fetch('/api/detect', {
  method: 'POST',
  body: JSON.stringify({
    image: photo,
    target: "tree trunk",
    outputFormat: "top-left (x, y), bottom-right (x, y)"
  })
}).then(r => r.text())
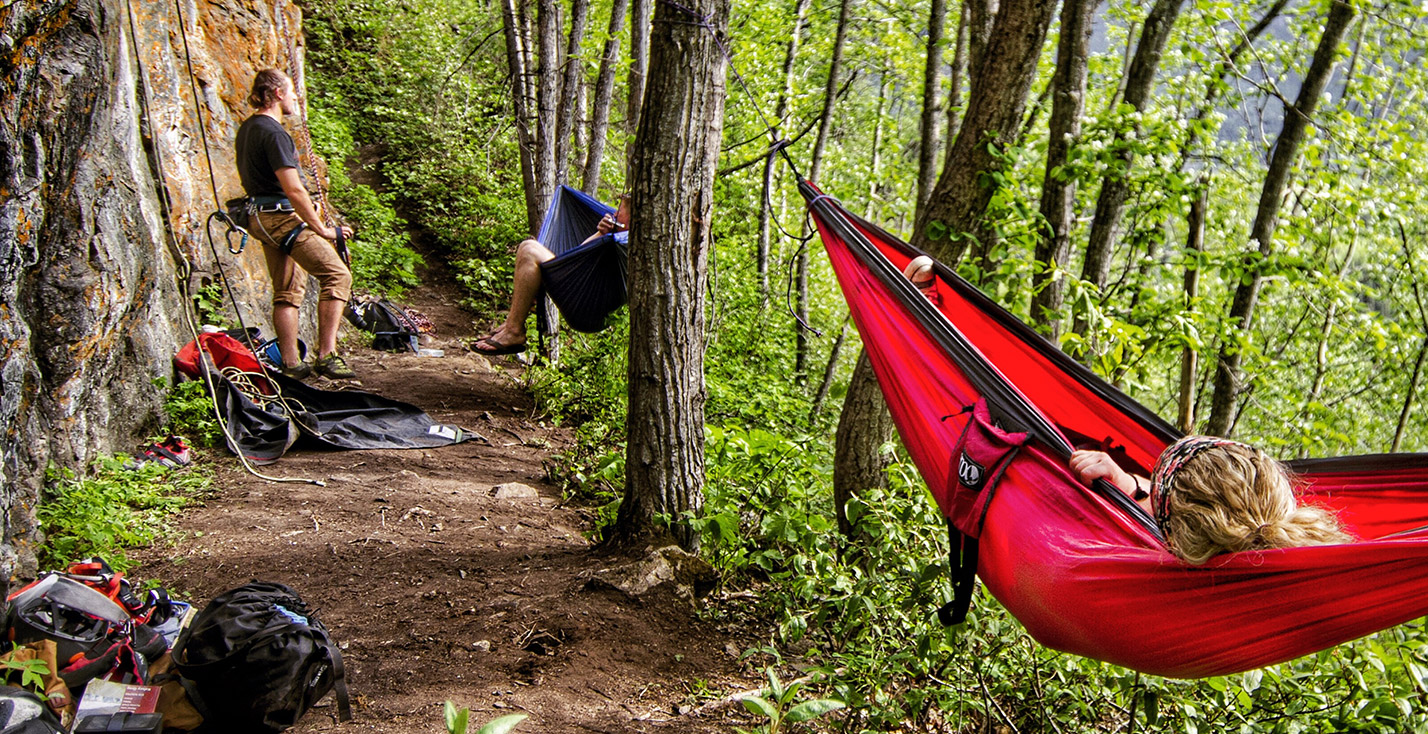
top-left (799, 0), bottom-right (853, 379)
top-left (534, 0), bottom-right (561, 207)
top-left (1177, 187), bottom-right (1206, 433)
top-left (833, 351), bottom-right (895, 537)
top-left (625, 0), bottom-right (652, 136)
top-left (1030, 0), bottom-right (1097, 335)
top-left (915, 0), bottom-right (947, 212)
top-left (1075, 0), bottom-right (1185, 339)
top-left (609, 0), bottom-right (729, 552)
top-left (912, 0), bottom-right (1056, 263)
top-left (583, 0), bottom-right (630, 195)
top-left (866, 76), bottom-right (887, 220)
top-left (1205, 0), bottom-right (1355, 437)
top-left (555, 0), bottom-right (590, 185)
top-left (965, 0), bottom-right (997, 75)
top-left (943, 1), bottom-right (968, 165)
top-left (499, 0), bottom-right (541, 232)
top-left (758, 0), bottom-right (813, 303)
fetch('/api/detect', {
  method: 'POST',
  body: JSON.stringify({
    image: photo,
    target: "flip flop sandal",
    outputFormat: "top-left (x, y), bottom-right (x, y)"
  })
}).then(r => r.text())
top-left (471, 336), bottom-right (527, 356)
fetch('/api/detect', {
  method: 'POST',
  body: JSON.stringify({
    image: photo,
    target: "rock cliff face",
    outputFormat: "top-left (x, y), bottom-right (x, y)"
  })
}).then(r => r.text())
top-left (0, 0), bottom-right (319, 574)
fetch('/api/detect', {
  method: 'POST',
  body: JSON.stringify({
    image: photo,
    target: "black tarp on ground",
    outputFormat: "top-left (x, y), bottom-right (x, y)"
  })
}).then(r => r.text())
top-left (180, 333), bottom-right (474, 464)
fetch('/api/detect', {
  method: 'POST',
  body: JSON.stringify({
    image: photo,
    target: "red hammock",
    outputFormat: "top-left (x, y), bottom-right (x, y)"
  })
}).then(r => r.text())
top-left (802, 182), bottom-right (1428, 678)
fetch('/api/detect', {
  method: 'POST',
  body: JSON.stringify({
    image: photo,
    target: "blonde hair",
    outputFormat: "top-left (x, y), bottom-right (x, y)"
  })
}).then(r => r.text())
top-left (1158, 441), bottom-right (1352, 565)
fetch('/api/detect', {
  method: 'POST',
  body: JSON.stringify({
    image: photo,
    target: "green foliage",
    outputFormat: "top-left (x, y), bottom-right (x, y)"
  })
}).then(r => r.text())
top-left (161, 379), bottom-right (222, 448)
top-left (306, 96), bottom-right (423, 296)
top-left (0, 645), bottom-right (51, 695)
top-left (193, 282), bottom-right (227, 328)
top-left (736, 667), bottom-right (845, 734)
top-left (306, 0), bottom-right (1428, 729)
top-left (443, 702), bottom-right (525, 734)
top-left (304, 0), bottom-right (527, 313)
top-left (38, 456), bottom-right (211, 572)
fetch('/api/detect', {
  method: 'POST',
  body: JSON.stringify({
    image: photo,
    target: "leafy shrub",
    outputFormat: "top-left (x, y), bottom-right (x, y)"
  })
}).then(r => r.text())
top-left (161, 378), bottom-right (222, 448)
top-left (38, 456), bottom-right (211, 572)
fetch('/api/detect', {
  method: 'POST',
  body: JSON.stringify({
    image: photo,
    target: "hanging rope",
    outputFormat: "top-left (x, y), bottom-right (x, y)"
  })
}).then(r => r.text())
top-left (133, 0), bottom-right (323, 485)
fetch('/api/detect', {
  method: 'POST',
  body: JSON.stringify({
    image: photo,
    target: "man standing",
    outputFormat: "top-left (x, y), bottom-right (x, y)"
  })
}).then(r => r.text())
top-left (235, 69), bottom-right (356, 379)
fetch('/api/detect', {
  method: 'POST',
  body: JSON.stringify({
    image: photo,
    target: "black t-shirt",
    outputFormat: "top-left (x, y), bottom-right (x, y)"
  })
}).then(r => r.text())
top-left (235, 115), bottom-right (301, 198)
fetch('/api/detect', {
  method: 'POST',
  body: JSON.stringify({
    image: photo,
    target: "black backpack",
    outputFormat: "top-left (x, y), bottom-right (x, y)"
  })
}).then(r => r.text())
top-left (344, 299), bottom-right (419, 352)
top-left (170, 582), bottom-right (350, 733)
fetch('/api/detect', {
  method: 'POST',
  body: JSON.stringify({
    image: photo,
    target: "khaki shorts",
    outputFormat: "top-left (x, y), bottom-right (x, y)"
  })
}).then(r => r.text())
top-left (253, 210), bottom-right (352, 307)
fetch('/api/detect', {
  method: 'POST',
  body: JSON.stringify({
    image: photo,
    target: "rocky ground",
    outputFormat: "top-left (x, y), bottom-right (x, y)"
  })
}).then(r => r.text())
top-left (134, 263), bottom-right (767, 733)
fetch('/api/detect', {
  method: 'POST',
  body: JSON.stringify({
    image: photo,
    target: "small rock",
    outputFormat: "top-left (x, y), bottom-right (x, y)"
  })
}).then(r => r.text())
top-left (492, 483), bottom-right (539, 499)
top-left (724, 642), bottom-right (740, 658)
top-left (472, 640), bottom-right (491, 652)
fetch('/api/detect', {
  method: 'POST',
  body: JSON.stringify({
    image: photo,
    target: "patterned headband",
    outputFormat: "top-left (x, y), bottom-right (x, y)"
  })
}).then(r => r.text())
top-left (1150, 436), bottom-right (1251, 532)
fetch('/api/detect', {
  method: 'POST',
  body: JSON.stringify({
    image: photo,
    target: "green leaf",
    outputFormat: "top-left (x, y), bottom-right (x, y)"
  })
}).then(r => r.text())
top-left (443, 701), bottom-right (467, 734)
top-left (785, 699), bottom-right (846, 723)
top-left (475, 714), bottom-right (527, 734)
top-left (742, 696), bottom-right (779, 721)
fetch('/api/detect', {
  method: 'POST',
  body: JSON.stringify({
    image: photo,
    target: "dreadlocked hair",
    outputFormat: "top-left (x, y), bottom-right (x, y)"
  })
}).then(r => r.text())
top-left (249, 69), bottom-right (288, 110)
top-left (1159, 441), bottom-right (1352, 565)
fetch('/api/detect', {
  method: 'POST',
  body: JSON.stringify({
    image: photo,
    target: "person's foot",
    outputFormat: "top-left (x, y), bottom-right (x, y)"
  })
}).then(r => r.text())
top-left (314, 353), bottom-right (357, 379)
top-left (280, 360), bottom-right (312, 380)
top-left (471, 334), bottom-right (527, 356)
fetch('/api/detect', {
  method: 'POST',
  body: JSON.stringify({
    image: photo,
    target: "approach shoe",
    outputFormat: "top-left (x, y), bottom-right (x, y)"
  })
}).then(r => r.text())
top-left (314, 353), bottom-right (357, 379)
top-left (280, 360), bottom-right (312, 380)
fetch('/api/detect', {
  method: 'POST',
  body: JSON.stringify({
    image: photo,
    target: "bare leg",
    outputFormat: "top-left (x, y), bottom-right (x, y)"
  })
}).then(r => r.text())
top-left (316, 299), bottom-right (345, 358)
top-left (486, 239), bottom-right (554, 347)
top-left (273, 303), bottom-right (302, 367)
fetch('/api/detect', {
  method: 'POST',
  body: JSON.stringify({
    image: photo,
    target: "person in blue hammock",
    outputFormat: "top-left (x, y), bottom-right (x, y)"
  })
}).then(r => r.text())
top-left (472, 194), bottom-right (631, 355)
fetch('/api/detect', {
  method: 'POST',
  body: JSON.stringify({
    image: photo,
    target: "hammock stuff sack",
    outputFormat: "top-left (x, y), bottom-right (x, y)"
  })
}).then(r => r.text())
top-left (174, 333), bottom-right (473, 464)
top-left (801, 181), bottom-right (1428, 679)
top-left (536, 185), bottom-right (629, 333)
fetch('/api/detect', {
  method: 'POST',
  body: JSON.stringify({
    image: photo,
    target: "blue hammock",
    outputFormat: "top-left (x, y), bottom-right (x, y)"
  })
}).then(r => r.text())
top-left (537, 186), bottom-right (628, 333)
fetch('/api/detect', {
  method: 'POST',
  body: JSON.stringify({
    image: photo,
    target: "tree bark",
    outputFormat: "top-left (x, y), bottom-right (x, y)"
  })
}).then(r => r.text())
top-left (1075, 0), bottom-right (1185, 339)
top-left (942, 0), bottom-right (968, 166)
top-left (1031, 0), bottom-right (1097, 335)
top-left (534, 0), bottom-right (562, 208)
top-left (555, 0), bottom-right (590, 185)
top-left (1205, 0), bottom-right (1355, 437)
top-left (583, 0), bottom-right (629, 195)
top-left (625, 0), bottom-right (652, 136)
top-left (911, 0), bottom-right (1056, 263)
top-left (833, 351), bottom-right (896, 537)
top-left (499, 0), bottom-right (541, 231)
top-left (758, 0), bottom-right (813, 303)
top-left (610, 0), bottom-right (729, 552)
top-left (915, 0), bottom-right (948, 212)
top-left (1177, 187), bottom-right (1206, 433)
top-left (866, 76), bottom-right (887, 220)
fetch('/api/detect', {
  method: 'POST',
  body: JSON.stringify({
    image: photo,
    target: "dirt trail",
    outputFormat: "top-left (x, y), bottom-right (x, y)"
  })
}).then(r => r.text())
top-left (135, 262), bottom-right (760, 733)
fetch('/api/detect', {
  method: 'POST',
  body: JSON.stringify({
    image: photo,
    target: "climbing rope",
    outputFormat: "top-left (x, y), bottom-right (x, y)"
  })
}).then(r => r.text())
top-left (130, 0), bottom-right (323, 485)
